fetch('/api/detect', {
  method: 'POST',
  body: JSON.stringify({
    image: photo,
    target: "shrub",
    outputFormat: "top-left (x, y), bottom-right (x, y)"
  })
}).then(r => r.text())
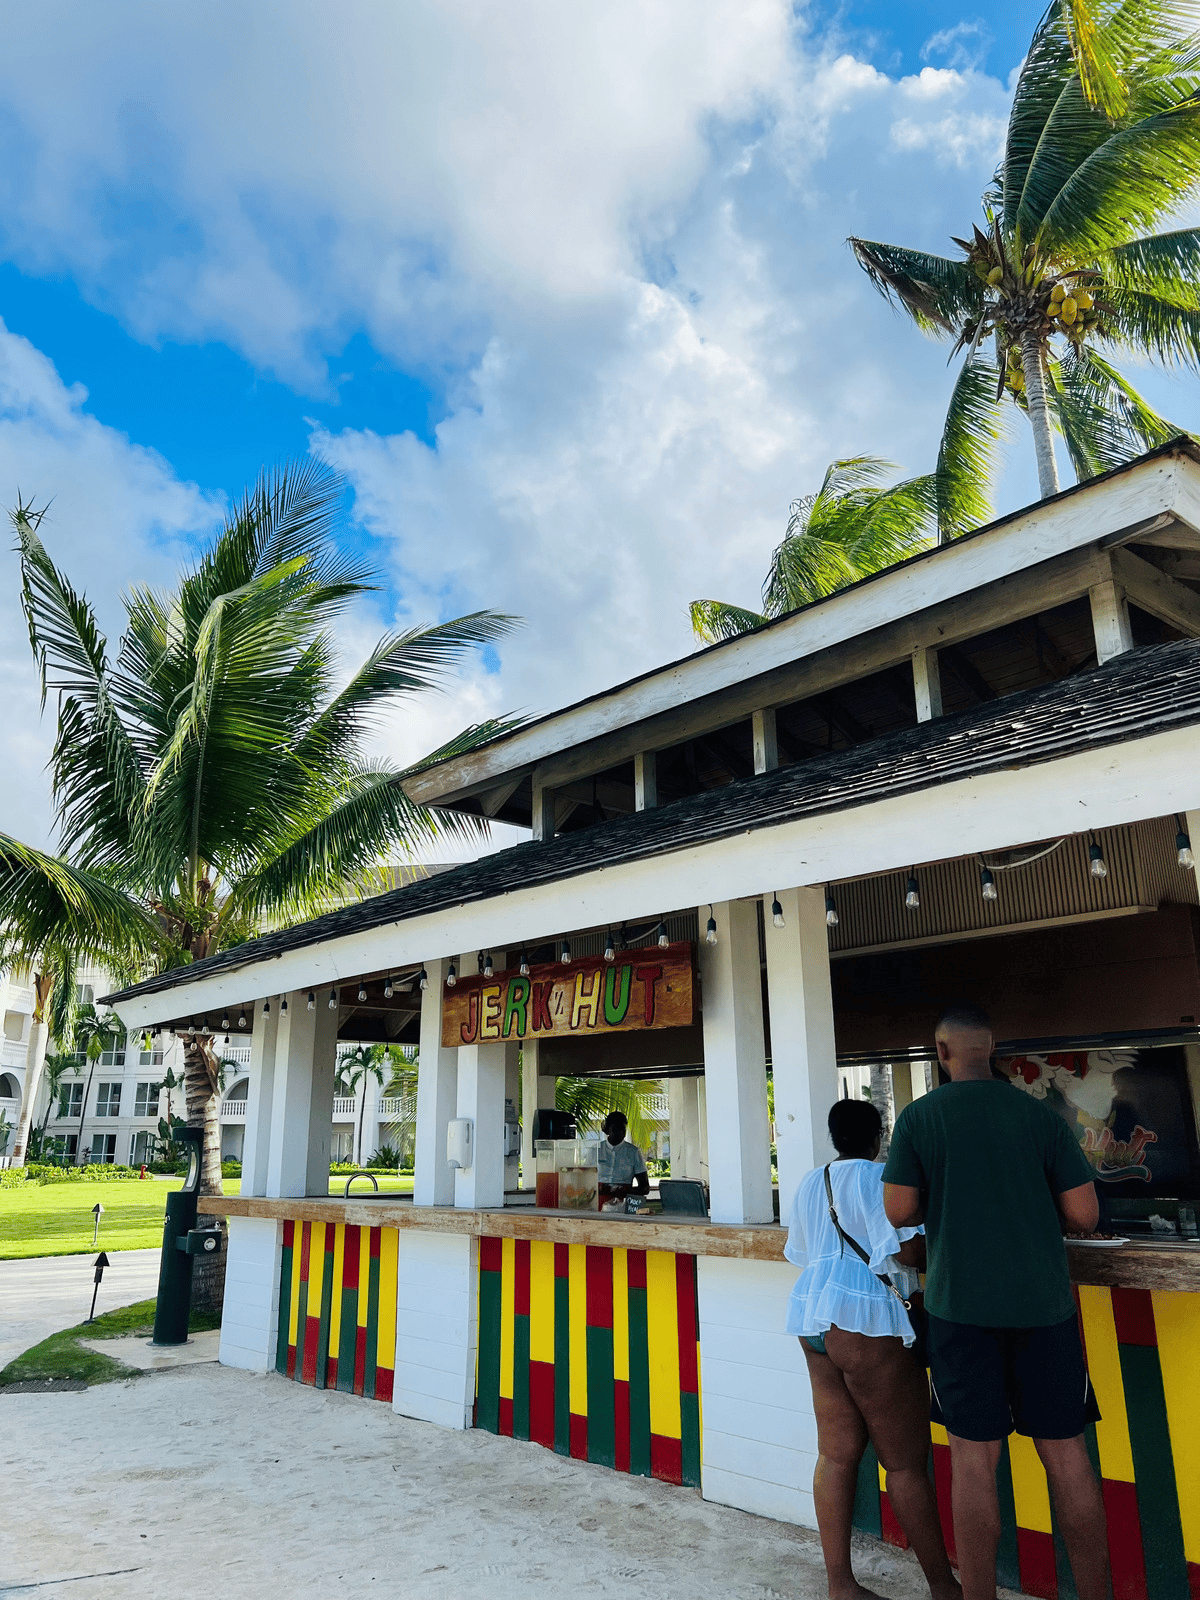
top-left (0, 1168), bottom-right (28, 1188)
top-left (221, 1158), bottom-right (242, 1178)
top-left (365, 1145), bottom-right (401, 1169)
top-left (33, 1164), bottom-right (145, 1185)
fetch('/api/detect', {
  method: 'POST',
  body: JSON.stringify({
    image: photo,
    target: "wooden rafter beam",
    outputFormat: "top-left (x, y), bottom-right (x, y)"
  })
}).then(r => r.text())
top-left (1110, 546), bottom-right (1200, 638)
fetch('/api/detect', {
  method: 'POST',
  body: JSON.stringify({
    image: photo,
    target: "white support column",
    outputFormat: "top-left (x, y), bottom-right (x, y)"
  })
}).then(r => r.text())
top-left (912, 644), bottom-right (943, 722)
top-left (455, 961), bottom-right (507, 1207)
top-left (414, 957), bottom-right (458, 1207)
top-left (531, 773), bottom-right (556, 841)
top-left (218, 1215), bottom-right (283, 1373)
top-left (667, 1077), bottom-right (701, 1178)
top-left (520, 1038), bottom-right (557, 1187)
top-left (764, 887), bottom-right (839, 1219)
top-left (698, 900), bottom-right (773, 1225)
top-left (752, 708), bottom-right (778, 774)
top-left (264, 992), bottom-right (338, 1198)
top-left (504, 1040), bottom-right (520, 1193)
top-left (1089, 576), bottom-right (1134, 662)
top-left (634, 750), bottom-right (658, 811)
top-left (240, 1003), bottom-right (279, 1198)
top-left (697, 1077), bottom-right (709, 1179)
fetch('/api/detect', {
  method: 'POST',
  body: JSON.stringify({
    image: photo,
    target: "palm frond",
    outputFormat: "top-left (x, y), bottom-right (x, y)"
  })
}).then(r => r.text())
top-left (689, 600), bottom-right (770, 644)
top-left (1103, 227), bottom-right (1200, 305)
top-left (1060, 0), bottom-right (1129, 118)
top-left (1099, 284), bottom-right (1200, 368)
top-left (555, 1077), bottom-right (658, 1152)
top-left (935, 357), bottom-right (1008, 540)
top-left (1049, 343), bottom-right (1180, 478)
top-left (848, 240), bottom-right (981, 337)
top-left (0, 834), bottom-right (164, 969)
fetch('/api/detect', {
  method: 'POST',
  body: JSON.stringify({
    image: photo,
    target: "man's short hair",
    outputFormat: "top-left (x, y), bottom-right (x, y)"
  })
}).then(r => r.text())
top-left (935, 1001), bottom-right (993, 1038)
top-left (602, 1111), bottom-right (628, 1135)
top-left (827, 1098), bottom-right (883, 1157)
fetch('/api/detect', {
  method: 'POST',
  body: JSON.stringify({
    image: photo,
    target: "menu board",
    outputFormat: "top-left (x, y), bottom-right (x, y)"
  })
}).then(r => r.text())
top-left (996, 1044), bottom-right (1200, 1197)
top-left (442, 943), bottom-right (696, 1048)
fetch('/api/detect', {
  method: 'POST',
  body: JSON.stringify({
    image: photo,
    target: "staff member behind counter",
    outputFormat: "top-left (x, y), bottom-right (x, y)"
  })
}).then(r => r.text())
top-left (598, 1112), bottom-right (650, 1206)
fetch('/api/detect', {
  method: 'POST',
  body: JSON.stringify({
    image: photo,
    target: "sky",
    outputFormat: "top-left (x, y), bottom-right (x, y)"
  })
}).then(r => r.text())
top-left (0, 0), bottom-right (1195, 857)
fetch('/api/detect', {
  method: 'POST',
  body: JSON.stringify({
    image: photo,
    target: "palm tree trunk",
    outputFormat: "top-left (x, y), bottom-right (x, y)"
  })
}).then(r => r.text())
top-left (356, 1088), bottom-right (366, 1168)
top-left (1021, 332), bottom-right (1061, 499)
top-left (10, 1014), bottom-right (49, 1165)
top-left (183, 1035), bottom-right (224, 1198)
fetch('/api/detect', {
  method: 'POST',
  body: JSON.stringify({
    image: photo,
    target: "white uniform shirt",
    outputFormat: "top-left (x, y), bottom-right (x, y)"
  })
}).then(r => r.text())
top-left (597, 1137), bottom-right (647, 1186)
top-left (784, 1159), bottom-right (921, 1345)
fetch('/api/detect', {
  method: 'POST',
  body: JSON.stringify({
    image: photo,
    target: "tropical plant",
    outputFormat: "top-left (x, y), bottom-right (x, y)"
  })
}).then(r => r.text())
top-left (690, 456), bottom-right (936, 642)
top-left (365, 1144), bottom-right (402, 1170)
top-left (336, 1042), bottom-right (391, 1166)
top-left (555, 1077), bottom-right (658, 1153)
top-left (2, 459), bottom-right (521, 1194)
top-left (70, 1007), bottom-right (124, 1164)
top-left (35, 1053), bottom-right (75, 1144)
top-left (850, 0), bottom-right (1200, 523)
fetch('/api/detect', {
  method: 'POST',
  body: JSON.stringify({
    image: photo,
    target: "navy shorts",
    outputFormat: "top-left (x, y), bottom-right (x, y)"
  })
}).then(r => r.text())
top-left (926, 1312), bottom-right (1101, 1442)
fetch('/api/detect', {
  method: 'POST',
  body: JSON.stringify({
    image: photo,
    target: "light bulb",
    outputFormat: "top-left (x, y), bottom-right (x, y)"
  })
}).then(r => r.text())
top-left (771, 897), bottom-right (784, 929)
top-left (383, 975), bottom-right (394, 998)
top-left (446, 963), bottom-right (457, 987)
top-left (519, 952), bottom-right (530, 977)
top-left (1176, 830), bottom-right (1194, 870)
top-left (705, 909), bottom-right (718, 946)
top-left (560, 941), bottom-right (571, 965)
top-left (604, 931), bottom-right (616, 962)
top-left (905, 877), bottom-right (920, 912)
top-left (657, 920), bottom-right (669, 948)
top-left (221, 1014), bottom-right (230, 1030)
top-left (328, 988), bottom-right (338, 1009)
top-left (418, 968), bottom-right (429, 991)
top-left (483, 953), bottom-right (494, 978)
top-left (262, 998), bottom-right (271, 1016)
top-left (238, 1010), bottom-right (248, 1029)
top-left (1089, 843), bottom-right (1108, 879)
top-left (223, 1033), bottom-right (230, 1045)
top-left (980, 867), bottom-right (998, 902)
top-left (280, 995), bottom-right (288, 1014)
top-left (825, 891), bottom-right (839, 928)
top-left (307, 991), bottom-right (315, 1011)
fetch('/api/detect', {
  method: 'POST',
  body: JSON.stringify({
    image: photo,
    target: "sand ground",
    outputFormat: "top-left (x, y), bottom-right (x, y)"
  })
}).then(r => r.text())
top-left (0, 1362), bottom-right (962, 1600)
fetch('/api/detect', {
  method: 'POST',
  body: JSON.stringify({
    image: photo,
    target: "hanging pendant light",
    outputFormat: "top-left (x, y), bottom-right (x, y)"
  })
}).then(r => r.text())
top-left (307, 990), bottom-right (315, 1011)
top-left (705, 906), bottom-right (718, 946)
top-left (383, 974), bottom-right (394, 998)
top-left (1088, 840), bottom-right (1108, 879)
top-left (604, 930), bottom-right (616, 962)
top-left (328, 988), bottom-right (339, 1009)
top-left (446, 963), bottom-right (457, 987)
top-left (656, 920), bottom-right (670, 948)
top-left (824, 888), bottom-right (839, 928)
top-left (771, 896), bottom-right (785, 929)
top-left (518, 950), bottom-right (530, 977)
top-left (223, 1033), bottom-right (230, 1045)
top-left (263, 998), bottom-right (271, 1016)
top-left (1175, 819), bottom-right (1194, 870)
top-left (980, 866), bottom-right (998, 902)
top-left (560, 940), bottom-right (571, 965)
top-left (904, 874), bottom-right (920, 912)
top-left (238, 1009), bottom-right (248, 1029)
top-left (418, 967), bottom-right (429, 991)
top-left (280, 995), bottom-right (288, 1014)
top-left (221, 1012), bottom-right (230, 1031)
top-left (483, 952), bottom-right (494, 979)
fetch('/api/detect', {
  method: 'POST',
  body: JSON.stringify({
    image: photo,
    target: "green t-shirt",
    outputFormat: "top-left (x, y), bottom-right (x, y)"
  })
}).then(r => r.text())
top-left (882, 1078), bottom-right (1095, 1328)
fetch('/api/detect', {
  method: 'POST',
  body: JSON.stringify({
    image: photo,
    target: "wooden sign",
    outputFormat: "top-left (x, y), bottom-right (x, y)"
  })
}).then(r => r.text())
top-left (442, 942), bottom-right (696, 1047)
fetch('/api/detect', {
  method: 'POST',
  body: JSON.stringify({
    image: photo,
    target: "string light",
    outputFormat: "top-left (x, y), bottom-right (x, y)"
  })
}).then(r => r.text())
top-left (904, 873), bottom-right (920, 912)
top-left (518, 950), bottom-right (530, 977)
top-left (705, 906), bottom-right (718, 946)
top-left (560, 940), bottom-right (572, 965)
top-left (238, 1010), bottom-right (248, 1029)
top-left (223, 1033), bottom-right (230, 1045)
top-left (357, 983), bottom-right (367, 1003)
top-left (307, 991), bottom-right (315, 1011)
top-left (656, 920), bottom-right (670, 948)
top-left (825, 888), bottom-right (839, 928)
top-left (771, 896), bottom-right (785, 929)
top-left (980, 866), bottom-right (998, 902)
top-left (328, 988), bottom-right (339, 1009)
top-left (263, 998), bottom-right (271, 1016)
top-left (604, 930), bottom-right (616, 962)
top-left (221, 1013), bottom-right (230, 1031)
top-left (483, 952), bottom-right (494, 978)
top-left (418, 967), bottom-right (429, 991)
top-left (446, 963), bottom-right (457, 987)
top-left (280, 995), bottom-right (288, 1014)
top-left (1088, 840), bottom-right (1108, 879)
top-left (1176, 816), bottom-right (1194, 870)
top-left (383, 975), bottom-right (394, 998)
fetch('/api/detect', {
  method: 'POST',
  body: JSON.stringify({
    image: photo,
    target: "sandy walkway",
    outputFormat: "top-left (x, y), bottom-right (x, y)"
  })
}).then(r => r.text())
top-left (0, 1363), bottom-right (952, 1600)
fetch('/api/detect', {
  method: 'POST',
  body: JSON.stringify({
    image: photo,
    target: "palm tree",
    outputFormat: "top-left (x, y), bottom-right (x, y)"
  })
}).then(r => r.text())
top-left (850, 1), bottom-right (1200, 519)
top-left (336, 1043), bottom-right (391, 1166)
top-left (2, 459), bottom-right (520, 1194)
top-left (555, 1077), bottom-right (657, 1153)
top-left (690, 457), bottom-right (935, 643)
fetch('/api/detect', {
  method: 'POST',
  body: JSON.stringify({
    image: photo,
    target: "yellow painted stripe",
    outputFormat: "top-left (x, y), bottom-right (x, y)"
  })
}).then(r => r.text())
top-left (377, 1228), bottom-right (398, 1375)
top-left (877, 1461), bottom-right (887, 1492)
top-left (612, 1248), bottom-right (629, 1383)
top-left (309, 1221), bottom-right (326, 1328)
top-left (645, 1249), bottom-right (681, 1439)
top-left (930, 1420), bottom-right (949, 1448)
top-left (569, 1243), bottom-right (588, 1417)
top-left (529, 1240), bottom-right (555, 1365)
top-left (499, 1236), bottom-right (516, 1401)
top-left (1078, 1286), bottom-right (1135, 1481)
top-left (1153, 1288), bottom-right (1200, 1563)
top-left (357, 1225), bottom-right (371, 1327)
top-left (287, 1223), bottom-right (303, 1348)
top-left (329, 1224), bottom-right (345, 1361)
top-left (1008, 1432), bottom-right (1053, 1534)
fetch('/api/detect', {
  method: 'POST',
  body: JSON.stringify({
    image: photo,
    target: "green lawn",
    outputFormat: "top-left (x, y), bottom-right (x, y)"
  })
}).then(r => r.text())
top-left (0, 1298), bottom-right (221, 1387)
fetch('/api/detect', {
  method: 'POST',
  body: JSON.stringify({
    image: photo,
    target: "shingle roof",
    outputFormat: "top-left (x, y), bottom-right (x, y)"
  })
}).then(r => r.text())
top-left (104, 635), bottom-right (1200, 1004)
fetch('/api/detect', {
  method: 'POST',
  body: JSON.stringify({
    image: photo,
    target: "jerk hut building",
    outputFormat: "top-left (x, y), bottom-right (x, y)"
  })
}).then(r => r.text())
top-left (107, 441), bottom-right (1200, 1599)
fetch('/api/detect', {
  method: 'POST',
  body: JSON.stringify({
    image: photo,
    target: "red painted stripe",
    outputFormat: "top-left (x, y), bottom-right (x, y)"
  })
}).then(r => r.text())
top-left (1111, 1287), bottom-right (1156, 1347)
top-left (627, 1248), bottom-right (647, 1290)
top-left (298, 1220), bottom-right (311, 1283)
top-left (515, 1238), bottom-right (531, 1317)
top-left (614, 1378), bottom-right (631, 1473)
top-left (325, 1356), bottom-right (338, 1388)
top-left (529, 1360), bottom-right (555, 1449)
top-left (499, 1397), bottom-right (514, 1437)
top-left (282, 1219), bottom-right (295, 1250)
top-left (569, 1413), bottom-right (587, 1460)
top-left (650, 1434), bottom-right (683, 1486)
top-left (480, 1234), bottom-right (503, 1275)
top-left (1187, 1561), bottom-right (1200, 1600)
top-left (302, 1317), bottom-right (320, 1385)
top-left (354, 1324), bottom-right (368, 1396)
top-left (286, 1343), bottom-right (296, 1379)
top-left (586, 1246), bottom-right (613, 1329)
top-left (370, 1225), bottom-right (381, 1260)
top-left (376, 1367), bottom-right (394, 1405)
top-left (1102, 1478), bottom-right (1148, 1600)
top-left (675, 1255), bottom-right (699, 1395)
top-left (879, 1489), bottom-right (909, 1550)
top-left (343, 1224), bottom-right (361, 1290)
top-left (931, 1442), bottom-right (956, 1566)
top-left (1016, 1527), bottom-right (1058, 1600)
top-left (554, 1242), bottom-right (569, 1279)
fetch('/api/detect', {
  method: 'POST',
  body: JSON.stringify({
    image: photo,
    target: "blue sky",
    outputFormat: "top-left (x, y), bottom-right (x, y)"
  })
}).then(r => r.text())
top-left (0, 0), bottom-right (1195, 851)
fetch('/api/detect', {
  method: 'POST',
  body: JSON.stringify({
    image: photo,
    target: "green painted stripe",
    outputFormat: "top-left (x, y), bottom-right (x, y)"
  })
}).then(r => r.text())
top-left (852, 1445), bottom-right (882, 1539)
top-left (337, 1286), bottom-right (358, 1392)
top-left (476, 1265), bottom-right (503, 1434)
top-left (314, 1236), bottom-right (335, 1390)
top-left (295, 1255), bottom-right (310, 1382)
top-left (363, 1248), bottom-right (381, 1400)
top-left (513, 1315), bottom-right (531, 1441)
top-left (1119, 1343), bottom-right (1188, 1600)
top-left (275, 1237), bottom-right (293, 1375)
top-left (627, 1285), bottom-right (651, 1478)
top-left (680, 1390), bottom-right (701, 1488)
top-left (586, 1326), bottom-right (615, 1469)
top-left (554, 1273), bottom-right (570, 1455)
top-left (994, 1442), bottom-right (1022, 1597)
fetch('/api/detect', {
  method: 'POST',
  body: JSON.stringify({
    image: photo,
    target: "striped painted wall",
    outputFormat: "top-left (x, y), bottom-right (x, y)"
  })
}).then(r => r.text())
top-left (475, 1238), bottom-right (701, 1487)
top-left (275, 1218), bottom-right (398, 1403)
top-left (853, 1286), bottom-right (1200, 1600)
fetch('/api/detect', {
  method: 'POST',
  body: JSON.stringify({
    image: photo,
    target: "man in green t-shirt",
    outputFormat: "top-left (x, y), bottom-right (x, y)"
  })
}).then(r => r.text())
top-left (882, 1003), bottom-right (1108, 1600)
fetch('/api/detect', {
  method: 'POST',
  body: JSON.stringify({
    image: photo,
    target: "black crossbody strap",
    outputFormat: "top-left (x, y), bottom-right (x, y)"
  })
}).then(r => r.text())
top-left (823, 1164), bottom-right (911, 1311)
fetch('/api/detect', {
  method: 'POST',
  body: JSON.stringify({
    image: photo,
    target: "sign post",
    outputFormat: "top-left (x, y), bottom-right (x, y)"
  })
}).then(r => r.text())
top-left (89, 1251), bottom-right (110, 1322)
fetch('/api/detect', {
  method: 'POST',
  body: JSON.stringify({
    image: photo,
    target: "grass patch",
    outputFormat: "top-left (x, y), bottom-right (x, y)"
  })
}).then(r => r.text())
top-left (0, 1298), bottom-right (221, 1388)
top-left (0, 1177), bottom-right (242, 1259)
top-left (327, 1174), bottom-right (413, 1196)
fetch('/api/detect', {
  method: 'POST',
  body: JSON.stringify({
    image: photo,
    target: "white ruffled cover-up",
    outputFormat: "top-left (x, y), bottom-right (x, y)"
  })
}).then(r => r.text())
top-left (784, 1158), bottom-right (922, 1346)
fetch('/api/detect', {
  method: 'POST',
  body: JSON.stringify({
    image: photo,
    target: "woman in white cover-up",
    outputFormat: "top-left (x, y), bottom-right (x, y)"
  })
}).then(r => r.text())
top-left (785, 1099), bottom-right (958, 1600)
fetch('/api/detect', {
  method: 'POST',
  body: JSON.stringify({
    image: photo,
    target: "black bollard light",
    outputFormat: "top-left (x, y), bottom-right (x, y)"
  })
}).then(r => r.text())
top-left (152, 1127), bottom-right (223, 1345)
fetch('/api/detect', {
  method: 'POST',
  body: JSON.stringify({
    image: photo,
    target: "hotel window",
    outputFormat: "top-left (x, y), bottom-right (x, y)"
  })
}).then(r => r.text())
top-left (58, 1081), bottom-right (84, 1118)
top-left (134, 1082), bottom-right (158, 1118)
top-left (95, 1082), bottom-right (122, 1117)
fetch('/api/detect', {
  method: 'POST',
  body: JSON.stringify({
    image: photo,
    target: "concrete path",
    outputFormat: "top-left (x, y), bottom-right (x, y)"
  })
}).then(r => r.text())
top-left (79, 1327), bottom-right (220, 1370)
top-left (0, 1248), bottom-right (161, 1371)
top-left (0, 1363), bottom-right (983, 1600)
